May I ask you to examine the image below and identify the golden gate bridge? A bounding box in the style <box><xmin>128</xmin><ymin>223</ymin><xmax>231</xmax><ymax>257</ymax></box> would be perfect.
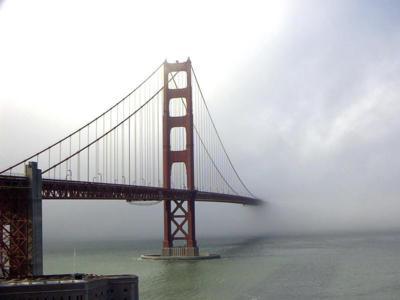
<box><xmin>0</xmin><ymin>59</ymin><xmax>262</xmax><ymax>278</ymax></box>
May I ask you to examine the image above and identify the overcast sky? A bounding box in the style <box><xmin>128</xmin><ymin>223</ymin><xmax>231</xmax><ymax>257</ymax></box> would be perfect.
<box><xmin>1</xmin><ymin>0</ymin><xmax>400</xmax><ymax>242</ymax></box>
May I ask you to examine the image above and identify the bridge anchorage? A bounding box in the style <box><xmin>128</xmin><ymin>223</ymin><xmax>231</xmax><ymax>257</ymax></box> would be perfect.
<box><xmin>0</xmin><ymin>58</ymin><xmax>261</xmax><ymax>277</ymax></box>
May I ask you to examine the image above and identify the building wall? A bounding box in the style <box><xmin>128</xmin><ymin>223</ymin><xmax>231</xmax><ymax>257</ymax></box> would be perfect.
<box><xmin>0</xmin><ymin>274</ymin><xmax>138</xmax><ymax>300</ymax></box>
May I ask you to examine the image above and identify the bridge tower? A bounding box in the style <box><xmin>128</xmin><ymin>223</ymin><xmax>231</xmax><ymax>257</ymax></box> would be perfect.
<box><xmin>0</xmin><ymin>162</ymin><xmax>43</xmax><ymax>278</ymax></box>
<box><xmin>162</xmin><ymin>59</ymin><xmax>199</xmax><ymax>256</ymax></box>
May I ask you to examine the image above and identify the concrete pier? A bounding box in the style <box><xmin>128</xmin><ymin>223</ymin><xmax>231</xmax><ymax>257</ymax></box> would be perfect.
<box><xmin>162</xmin><ymin>246</ymin><xmax>199</xmax><ymax>257</ymax></box>
<box><xmin>142</xmin><ymin>246</ymin><xmax>220</xmax><ymax>260</ymax></box>
<box><xmin>141</xmin><ymin>253</ymin><xmax>220</xmax><ymax>260</ymax></box>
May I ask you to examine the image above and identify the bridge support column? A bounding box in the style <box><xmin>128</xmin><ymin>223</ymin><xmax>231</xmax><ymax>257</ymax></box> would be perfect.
<box><xmin>162</xmin><ymin>59</ymin><xmax>199</xmax><ymax>257</ymax></box>
<box><xmin>25</xmin><ymin>162</ymin><xmax>43</xmax><ymax>276</ymax></box>
<box><xmin>0</xmin><ymin>162</ymin><xmax>42</xmax><ymax>278</ymax></box>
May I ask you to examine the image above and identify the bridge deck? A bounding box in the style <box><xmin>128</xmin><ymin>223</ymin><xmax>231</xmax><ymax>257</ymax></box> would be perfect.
<box><xmin>0</xmin><ymin>175</ymin><xmax>262</xmax><ymax>206</ymax></box>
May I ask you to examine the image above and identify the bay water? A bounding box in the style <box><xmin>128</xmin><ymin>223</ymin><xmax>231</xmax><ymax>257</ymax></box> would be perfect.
<box><xmin>44</xmin><ymin>232</ymin><xmax>400</xmax><ymax>299</ymax></box>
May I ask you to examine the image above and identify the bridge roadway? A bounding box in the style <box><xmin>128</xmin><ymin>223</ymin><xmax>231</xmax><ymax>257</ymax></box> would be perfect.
<box><xmin>0</xmin><ymin>175</ymin><xmax>262</xmax><ymax>206</ymax></box>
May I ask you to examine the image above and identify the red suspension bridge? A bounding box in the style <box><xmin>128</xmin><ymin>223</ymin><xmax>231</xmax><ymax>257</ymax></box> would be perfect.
<box><xmin>0</xmin><ymin>59</ymin><xmax>262</xmax><ymax>278</ymax></box>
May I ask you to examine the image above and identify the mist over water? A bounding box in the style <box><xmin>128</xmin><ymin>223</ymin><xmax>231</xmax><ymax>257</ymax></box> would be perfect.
<box><xmin>215</xmin><ymin>0</ymin><xmax>400</xmax><ymax>236</ymax></box>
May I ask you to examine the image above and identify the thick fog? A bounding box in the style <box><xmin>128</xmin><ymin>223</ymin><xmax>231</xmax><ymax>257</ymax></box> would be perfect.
<box><xmin>1</xmin><ymin>0</ymin><xmax>400</xmax><ymax>242</ymax></box>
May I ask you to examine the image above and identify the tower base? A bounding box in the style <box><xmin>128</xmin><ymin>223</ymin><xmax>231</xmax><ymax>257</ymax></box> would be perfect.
<box><xmin>140</xmin><ymin>253</ymin><xmax>220</xmax><ymax>261</ymax></box>
<box><xmin>141</xmin><ymin>245</ymin><xmax>220</xmax><ymax>260</ymax></box>
<box><xmin>162</xmin><ymin>246</ymin><xmax>199</xmax><ymax>257</ymax></box>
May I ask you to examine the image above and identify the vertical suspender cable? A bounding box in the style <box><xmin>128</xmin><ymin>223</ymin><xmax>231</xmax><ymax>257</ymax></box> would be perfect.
<box><xmin>87</xmin><ymin>126</ymin><xmax>90</xmax><ymax>182</ymax></box>
<box><xmin>129</xmin><ymin>103</ymin><xmax>131</xmax><ymax>185</ymax></box>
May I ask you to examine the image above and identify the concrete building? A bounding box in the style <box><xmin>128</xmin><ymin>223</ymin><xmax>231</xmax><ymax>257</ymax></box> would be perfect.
<box><xmin>0</xmin><ymin>273</ymin><xmax>138</xmax><ymax>300</ymax></box>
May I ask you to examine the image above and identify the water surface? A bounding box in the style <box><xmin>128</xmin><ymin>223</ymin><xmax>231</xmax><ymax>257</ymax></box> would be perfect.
<box><xmin>44</xmin><ymin>232</ymin><xmax>400</xmax><ymax>299</ymax></box>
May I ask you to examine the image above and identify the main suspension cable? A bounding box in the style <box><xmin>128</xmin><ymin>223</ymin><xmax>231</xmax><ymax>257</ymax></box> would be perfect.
<box><xmin>191</xmin><ymin>66</ymin><xmax>256</xmax><ymax>198</ymax></box>
<box><xmin>170</xmin><ymin>77</ymin><xmax>239</xmax><ymax>195</ymax></box>
<box><xmin>0</xmin><ymin>62</ymin><xmax>164</xmax><ymax>175</ymax></box>
<box><xmin>41</xmin><ymin>70</ymin><xmax>181</xmax><ymax>175</ymax></box>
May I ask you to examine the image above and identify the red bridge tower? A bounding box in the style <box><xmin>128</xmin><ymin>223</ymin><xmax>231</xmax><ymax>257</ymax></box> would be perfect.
<box><xmin>162</xmin><ymin>59</ymin><xmax>198</xmax><ymax>256</ymax></box>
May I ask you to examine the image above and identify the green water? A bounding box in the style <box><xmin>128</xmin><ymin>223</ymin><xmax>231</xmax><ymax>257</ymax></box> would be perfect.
<box><xmin>44</xmin><ymin>232</ymin><xmax>400</xmax><ymax>299</ymax></box>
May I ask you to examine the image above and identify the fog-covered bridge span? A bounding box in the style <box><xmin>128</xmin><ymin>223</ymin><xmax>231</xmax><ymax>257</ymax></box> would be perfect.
<box><xmin>0</xmin><ymin>59</ymin><xmax>261</xmax><ymax>278</ymax></box>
